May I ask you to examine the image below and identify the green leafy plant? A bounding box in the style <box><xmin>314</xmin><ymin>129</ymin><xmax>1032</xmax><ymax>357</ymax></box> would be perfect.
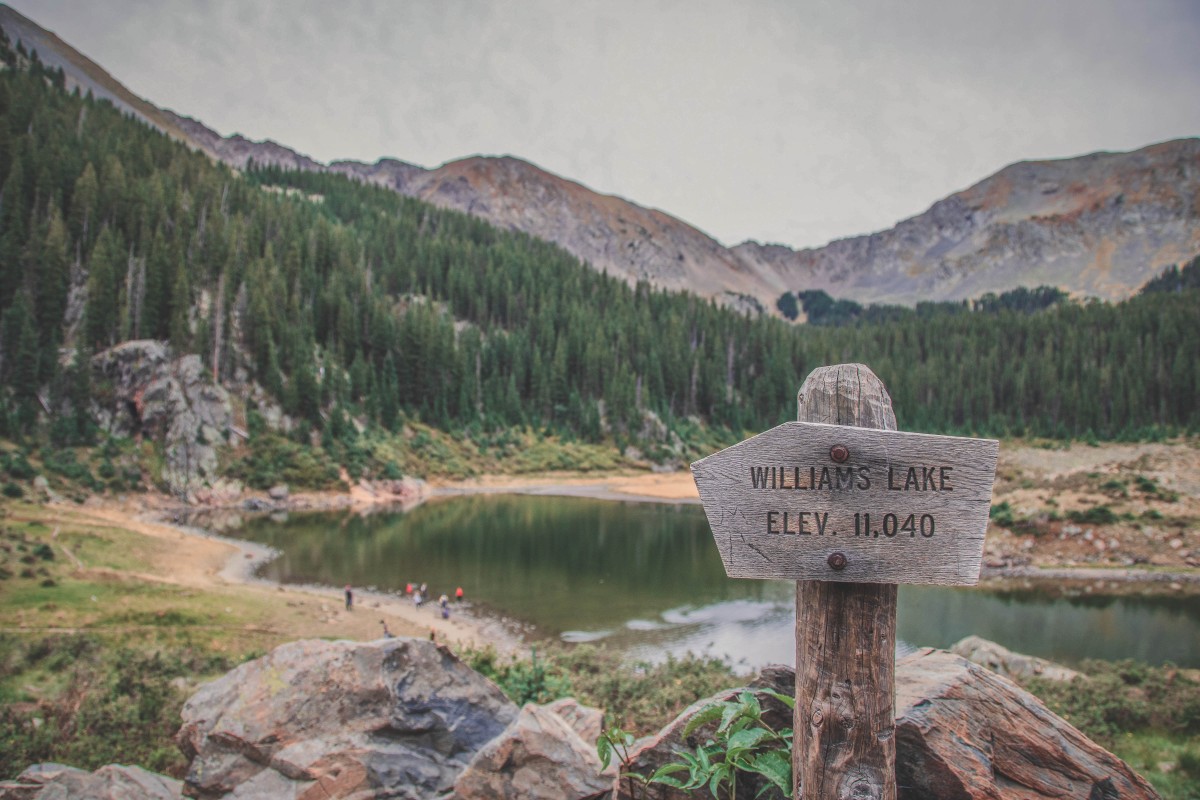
<box><xmin>648</xmin><ymin>690</ymin><xmax>794</xmax><ymax>800</ymax></box>
<box><xmin>597</xmin><ymin>725</ymin><xmax>648</xmax><ymax>800</ymax></box>
<box><xmin>989</xmin><ymin>501</ymin><xmax>1015</xmax><ymax>528</ymax></box>
<box><xmin>462</xmin><ymin>645</ymin><xmax>572</xmax><ymax>707</ymax></box>
<box><xmin>1067</xmin><ymin>505</ymin><xmax>1119</xmax><ymax>525</ymax></box>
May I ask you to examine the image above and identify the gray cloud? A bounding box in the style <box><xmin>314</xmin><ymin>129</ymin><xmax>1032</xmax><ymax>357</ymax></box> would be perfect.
<box><xmin>11</xmin><ymin>0</ymin><xmax>1200</xmax><ymax>248</ymax></box>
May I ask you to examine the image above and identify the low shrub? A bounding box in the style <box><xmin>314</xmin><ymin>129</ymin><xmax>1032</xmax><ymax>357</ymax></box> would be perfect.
<box><xmin>1024</xmin><ymin>660</ymin><xmax>1200</xmax><ymax>745</ymax></box>
<box><xmin>461</xmin><ymin>643</ymin><xmax>741</xmax><ymax>736</ymax></box>
<box><xmin>1066</xmin><ymin>505</ymin><xmax>1119</xmax><ymax>526</ymax></box>
<box><xmin>0</xmin><ymin>635</ymin><xmax>243</xmax><ymax>780</ymax></box>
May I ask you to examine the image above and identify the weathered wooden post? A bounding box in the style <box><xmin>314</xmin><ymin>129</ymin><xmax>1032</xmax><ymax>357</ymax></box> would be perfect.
<box><xmin>691</xmin><ymin>363</ymin><xmax>998</xmax><ymax>799</ymax></box>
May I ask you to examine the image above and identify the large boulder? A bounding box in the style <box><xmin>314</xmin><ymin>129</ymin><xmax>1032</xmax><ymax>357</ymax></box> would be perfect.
<box><xmin>177</xmin><ymin>637</ymin><xmax>518</xmax><ymax>799</ymax></box>
<box><xmin>0</xmin><ymin>763</ymin><xmax>182</xmax><ymax>799</ymax></box>
<box><xmin>613</xmin><ymin>655</ymin><xmax>1157</xmax><ymax>800</ymax></box>
<box><xmin>951</xmin><ymin>635</ymin><xmax>1083</xmax><ymax>682</ymax></box>
<box><xmin>90</xmin><ymin>341</ymin><xmax>233</xmax><ymax>497</ymax></box>
<box><xmin>452</xmin><ymin>698</ymin><xmax>612</xmax><ymax>799</ymax></box>
<box><xmin>895</xmin><ymin>648</ymin><xmax>1158</xmax><ymax>800</ymax></box>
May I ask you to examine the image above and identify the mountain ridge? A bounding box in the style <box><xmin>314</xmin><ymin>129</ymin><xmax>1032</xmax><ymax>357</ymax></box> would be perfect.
<box><xmin>735</xmin><ymin>137</ymin><xmax>1200</xmax><ymax>306</ymax></box>
<box><xmin>2</xmin><ymin>3</ymin><xmax>1196</xmax><ymax>313</ymax></box>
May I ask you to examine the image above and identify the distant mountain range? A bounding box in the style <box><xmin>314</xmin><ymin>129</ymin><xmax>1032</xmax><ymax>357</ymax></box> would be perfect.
<box><xmin>3</xmin><ymin>3</ymin><xmax>1197</xmax><ymax>313</ymax></box>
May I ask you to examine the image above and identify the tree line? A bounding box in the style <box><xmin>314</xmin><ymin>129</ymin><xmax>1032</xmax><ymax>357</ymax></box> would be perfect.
<box><xmin>0</xmin><ymin>33</ymin><xmax>1196</xmax><ymax>457</ymax></box>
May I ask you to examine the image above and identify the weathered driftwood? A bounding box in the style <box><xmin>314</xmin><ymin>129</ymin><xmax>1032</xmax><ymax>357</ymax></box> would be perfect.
<box><xmin>794</xmin><ymin>364</ymin><xmax>897</xmax><ymax>800</ymax></box>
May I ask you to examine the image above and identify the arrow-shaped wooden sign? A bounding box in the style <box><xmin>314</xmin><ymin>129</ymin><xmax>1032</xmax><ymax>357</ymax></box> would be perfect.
<box><xmin>691</xmin><ymin>421</ymin><xmax>999</xmax><ymax>586</ymax></box>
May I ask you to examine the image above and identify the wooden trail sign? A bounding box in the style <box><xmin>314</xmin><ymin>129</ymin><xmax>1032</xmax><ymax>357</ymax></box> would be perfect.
<box><xmin>691</xmin><ymin>421</ymin><xmax>998</xmax><ymax>586</ymax></box>
<box><xmin>689</xmin><ymin>363</ymin><xmax>998</xmax><ymax>800</ymax></box>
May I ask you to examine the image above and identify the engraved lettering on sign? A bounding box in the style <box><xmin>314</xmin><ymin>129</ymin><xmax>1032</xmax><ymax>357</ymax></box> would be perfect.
<box><xmin>763</xmin><ymin>511</ymin><xmax>936</xmax><ymax>538</ymax></box>
<box><xmin>750</xmin><ymin>464</ymin><xmax>953</xmax><ymax>492</ymax></box>
<box><xmin>692</xmin><ymin>421</ymin><xmax>999</xmax><ymax>585</ymax></box>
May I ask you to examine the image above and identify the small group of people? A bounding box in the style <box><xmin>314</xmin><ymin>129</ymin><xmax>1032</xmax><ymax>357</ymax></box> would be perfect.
<box><xmin>405</xmin><ymin>582</ymin><xmax>464</xmax><ymax>620</ymax></box>
<box><xmin>341</xmin><ymin>582</ymin><xmax>466</xmax><ymax>642</ymax></box>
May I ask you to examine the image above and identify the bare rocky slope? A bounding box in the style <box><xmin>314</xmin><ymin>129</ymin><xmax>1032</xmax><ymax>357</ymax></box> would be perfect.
<box><xmin>736</xmin><ymin>138</ymin><xmax>1200</xmax><ymax>306</ymax></box>
<box><xmin>4</xmin><ymin>3</ymin><xmax>1198</xmax><ymax>312</ymax></box>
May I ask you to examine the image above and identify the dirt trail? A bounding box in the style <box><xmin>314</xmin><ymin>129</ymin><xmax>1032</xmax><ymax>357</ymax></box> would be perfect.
<box><xmin>51</xmin><ymin>501</ymin><xmax>521</xmax><ymax>653</ymax></box>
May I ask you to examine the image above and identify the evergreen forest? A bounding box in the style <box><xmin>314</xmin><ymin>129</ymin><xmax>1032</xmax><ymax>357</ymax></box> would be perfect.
<box><xmin>0</xmin><ymin>34</ymin><xmax>1197</xmax><ymax>479</ymax></box>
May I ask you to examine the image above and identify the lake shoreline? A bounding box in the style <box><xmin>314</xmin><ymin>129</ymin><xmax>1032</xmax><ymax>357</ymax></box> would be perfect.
<box><xmin>148</xmin><ymin>463</ymin><xmax>1200</xmax><ymax>591</ymax></box>
<box><xmin>32</xmin><ymin>498</ymin><xmax>526</xmax><ymax>655</ymax></box>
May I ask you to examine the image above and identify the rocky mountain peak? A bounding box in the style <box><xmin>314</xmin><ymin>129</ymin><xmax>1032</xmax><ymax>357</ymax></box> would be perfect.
<box><xmin>4</xmin><ymin>3</ymin><xmax>1197</xmax><ymax>314</ymax></box>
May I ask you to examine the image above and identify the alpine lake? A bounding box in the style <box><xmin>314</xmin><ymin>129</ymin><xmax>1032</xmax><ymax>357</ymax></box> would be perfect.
<box><xmin>219</xmin><ymin>493</ymin><xmax>1200</xmax><ymax>670</ymax></box>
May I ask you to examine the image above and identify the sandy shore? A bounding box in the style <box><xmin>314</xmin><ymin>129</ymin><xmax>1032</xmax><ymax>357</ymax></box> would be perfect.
<box><xmin>23</xmin><ymin>472</ymin><xmax>701</xmax><ymax>657</ymax></box>
<box><xmin>429</xmin><ymin>470</ymin><xmax>701</xmax><ymax>503</ymax></box>
<box><xmin>63</xmin><ymin>501</ymin><xmax>523</xmax><ymax>653</ymax></box>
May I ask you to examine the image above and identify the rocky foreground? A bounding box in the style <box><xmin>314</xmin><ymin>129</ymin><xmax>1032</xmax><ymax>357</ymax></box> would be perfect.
<box><xmin>0</xmin><ymin>637</ymin><xmax>1158</xmax><ymax>800</ymax></box>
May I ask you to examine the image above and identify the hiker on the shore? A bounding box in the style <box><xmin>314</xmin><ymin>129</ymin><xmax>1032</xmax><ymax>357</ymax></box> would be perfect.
<box><xmin>379</xmin><ymin>620</ymin><xmax>394</xmax><ymax>638</ymax></box>
<box><xmin>455</xmin><ymin>586</ymin><xmax>464</xmax><ymax>601</ymax></box>
<box><xmin>344</xmin><ymin>585</ymin><xmax>353</xmax><ymax>610</ymax></box>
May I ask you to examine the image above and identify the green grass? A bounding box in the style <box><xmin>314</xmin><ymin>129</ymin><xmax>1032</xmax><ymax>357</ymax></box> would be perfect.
<box><xmin>1024</xmin><ymin>660</ymin><xmax>1200</xmax><ymax>800</ymax></box>
<box><xmin>462</xmin><ymin>643</ymin><xmax>742</xmax><ymax>736</ymax></box>
<box><xmin>0</xmin><ymin>633</ymin><xmax>245</xmax><ymax>780</ymax></box>
<box><xmin>1109</xmin><ymin>732</ymin><xmax>1200</xmax><ymax>800</ymax></box>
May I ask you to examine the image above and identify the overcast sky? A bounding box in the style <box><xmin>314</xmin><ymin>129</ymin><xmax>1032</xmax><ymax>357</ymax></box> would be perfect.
<box><xmin>12</xmin><ymin>0</ymin><xmax>1200</xmax><ymax>248</ymax></box>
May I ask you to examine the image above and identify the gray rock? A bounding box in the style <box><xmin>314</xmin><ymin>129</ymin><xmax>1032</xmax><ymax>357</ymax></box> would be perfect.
<box><xmin>544</xmin><ymin>697</ymin><xmax>604</xmax><ymax>745</ymax></box>
<box><xmin>951</xmin><ymin>635</ymin><xmax>1083</xmax><ymax>682</ymax></box>
<box><xmin>177</xmin><ymin>637</ymin><xmax>518</xmax><ymax>799</ymax></box>
<box><xmin>0</xmin><ymin>763</ymin><xmax>181</xmax><ymax>799</ymax></box>
<box><xmin>267</xmin><ymin>484</ymin><xmax>289</xmax><ymax>501</ymax></box>
<box><xmin>30</xmin><ymin>476</ymin><xmax>62</xmax><ymax>503</ymax></box>
<box><xmin>453</xmin><ymin>700</ymin><xmax>612</xmax><ymax>800</ymax></box>
<box><xmin>90</xmin><ymin>341</ymin><xmax>233</xmax><ymax>497</ymax></box>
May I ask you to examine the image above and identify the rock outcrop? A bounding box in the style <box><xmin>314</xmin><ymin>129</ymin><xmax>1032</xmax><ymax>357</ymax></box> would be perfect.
<box><xmin>452</xmin><ymin>698</ymin><xmax>612</xmax><ymax>799</ymax></box>
<box><xmin>951</xmin><ymin>634</ymin><xmax>1083</xmax><ymax>682</ymax></box>
<box><xmin>2</xmin><ymin>642</ymin><xmax>1161</xmax><ymax>800</ymax></box>
<box><xmin>895</xmin><ymin>648</ymin><xmax>1157</xmax><ymax>800</ymax></box>
<box><xmin>176</xmin><ymin>638</ymin><xmax>519</xmax><ymax>799</ymax></box>
<box><xmin>0</xmin><ymin>763</ymin><xmax>182</xmax><ymax>800</ymax></box>
<box><xmin>354</xmin><ymin>477</ymin><xmax>430</xmax><ymax>509</ymax></box>
<box><xmin>90</xmin><ymin>341</ymin><xmax>233</xmax><ymax>498</ymax></box>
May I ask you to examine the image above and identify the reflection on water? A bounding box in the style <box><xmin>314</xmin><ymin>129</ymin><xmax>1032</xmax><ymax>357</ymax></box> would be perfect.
<box><xmin>223</xmin><ymin>495</ymin><xmax>1200</xmax><ymax>669</ymax></box>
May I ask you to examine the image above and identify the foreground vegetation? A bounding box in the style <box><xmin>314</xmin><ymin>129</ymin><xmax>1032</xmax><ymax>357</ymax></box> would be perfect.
<box><xmin>5</xmin><ymin>631</ymin><xmax>1198</xmax><ymax>799</ymax></box>
<box><xmin>1028</xmin><ymin>661</ymin><xmax>1200</xmax><ymax>800</ymax></box>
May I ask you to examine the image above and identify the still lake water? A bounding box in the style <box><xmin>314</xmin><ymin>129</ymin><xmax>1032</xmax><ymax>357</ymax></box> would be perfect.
<box><xmin>226</xmin><ymin>495</ymin><xmax>1200</xmax><ymax>669</ymax></box>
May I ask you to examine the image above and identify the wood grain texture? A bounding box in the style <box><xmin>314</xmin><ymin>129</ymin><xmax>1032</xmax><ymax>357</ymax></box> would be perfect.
<box><xmin>796</xmin><ymin>363</ymin><xmax>898</xmax><ymax>432</ymax></box>
<box><xmin>690</xmin><ymin>421</ymin><xmax>999</xmax><ymax>585</ymax></box>
<box><xmin>795</xmin><ymin>364</ymin><xmax>897</xmax><ymax>800</ymax></box>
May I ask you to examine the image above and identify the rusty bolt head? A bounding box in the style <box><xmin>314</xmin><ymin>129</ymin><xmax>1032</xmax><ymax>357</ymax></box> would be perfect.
<box><xmin>827</xmin><ymin>551</ymin><xmax>848</xmax><ymax>571</ymax></box>
<box><xmin>830</xmin><ymin>444</ymin><xmax>849</xmax><ymax>463</ymax></box>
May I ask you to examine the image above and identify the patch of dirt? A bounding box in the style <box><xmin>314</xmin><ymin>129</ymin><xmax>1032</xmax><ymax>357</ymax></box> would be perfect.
<box><xmin>985</xmin><ymin>440</ymin><xmax>1199</xmax><ymax>572</ymax></box>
